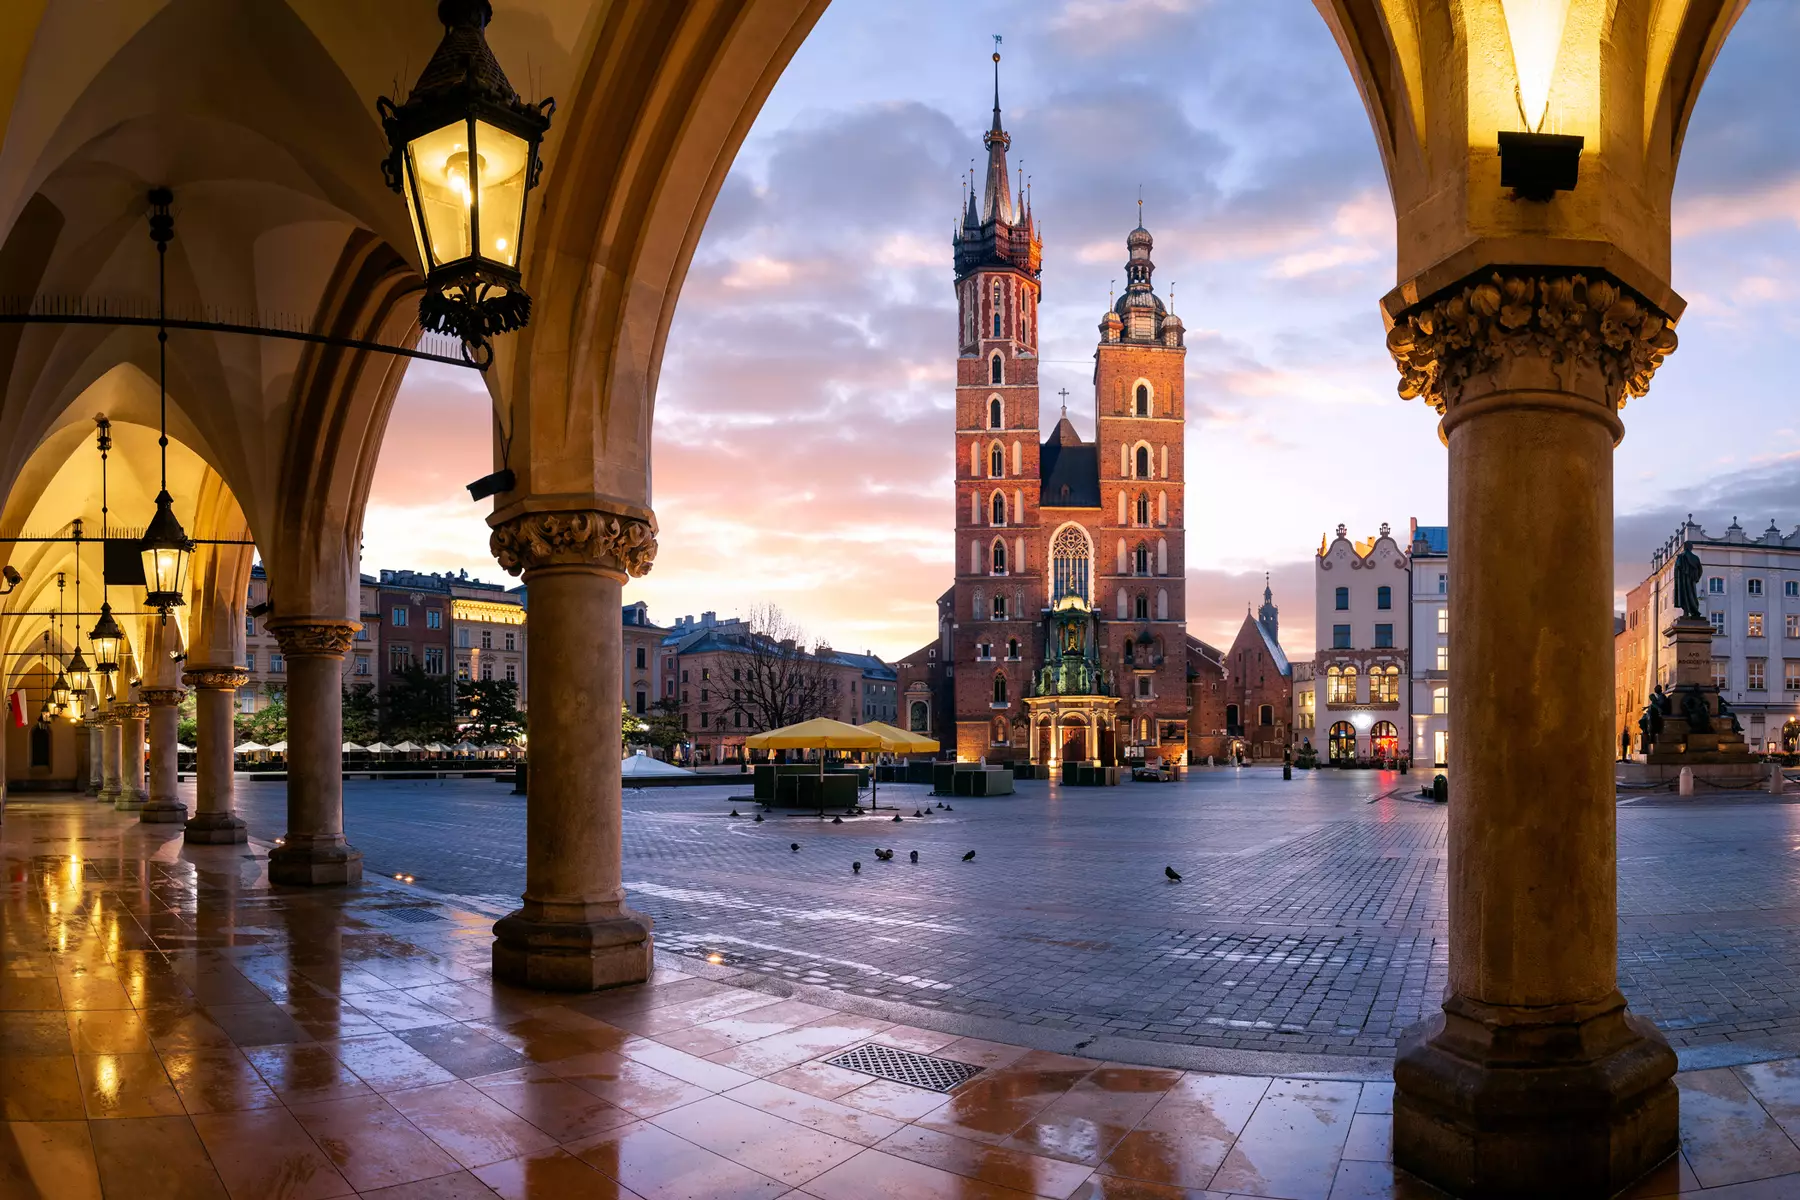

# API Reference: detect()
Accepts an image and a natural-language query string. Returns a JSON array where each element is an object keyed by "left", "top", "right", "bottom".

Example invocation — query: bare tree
[{"left": 719, "top": 604, "right": 837, "bottom": 733}]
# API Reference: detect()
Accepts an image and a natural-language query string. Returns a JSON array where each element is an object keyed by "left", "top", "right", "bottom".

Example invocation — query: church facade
[{"left": 913, "top": 61, "right": 1191, "bottom": 767}]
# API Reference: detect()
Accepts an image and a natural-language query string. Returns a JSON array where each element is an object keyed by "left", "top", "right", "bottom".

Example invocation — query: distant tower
[
  {"left": 1258, "top": 573, "right": 1279, "bottom": 641},
  {"left": 950, "top": 45, "right": 1044, "bottom": 761}
]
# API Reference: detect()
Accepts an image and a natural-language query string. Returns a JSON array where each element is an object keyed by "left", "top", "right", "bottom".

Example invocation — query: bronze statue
[
  {"left": 1651, "top": 684, "right": 1671, "bottom": 716},
  {"left": 1716, "top": 694, "right": 1743, "bottom": 735},
  {"left": 1680, "top": 687, "right": 1711, "bottom": 734},
  {"left": 1673, "top": 542, "right": 1705, "bottom": 620}
]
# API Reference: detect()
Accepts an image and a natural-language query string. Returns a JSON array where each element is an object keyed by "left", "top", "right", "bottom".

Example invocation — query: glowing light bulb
[{"left": 1501, "top": 0, "right": 1571, "bottom": 132}]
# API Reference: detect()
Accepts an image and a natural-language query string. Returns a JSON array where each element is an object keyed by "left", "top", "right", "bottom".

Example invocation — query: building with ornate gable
[{"left": 1312, "top": 523, "right": 1412, "bottom": 763}]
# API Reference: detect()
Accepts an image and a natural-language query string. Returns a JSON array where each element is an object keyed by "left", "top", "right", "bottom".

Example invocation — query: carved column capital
[
  {"left": 1385, "top": 269, "right": 1679, "bottom": 417},
  {"left": 267, "top": 620, "right": 359, "bottom": 658},
  {"left": 183, "top": 666, "right": 251, "bottom": 691},
  {"left": 114, "top": 703, "right": 150, "bottom": 721},
  {"left": 489, "top": 507, "right": 657, "bottom": 578},
  {"left": 140, "top": 687, "right": 186, "bottom": 708}
]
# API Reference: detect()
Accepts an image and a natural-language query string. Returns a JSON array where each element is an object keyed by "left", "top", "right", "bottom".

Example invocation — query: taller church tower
[{"left": 950, "top": 49, "right": 1043, "bottom": 761}]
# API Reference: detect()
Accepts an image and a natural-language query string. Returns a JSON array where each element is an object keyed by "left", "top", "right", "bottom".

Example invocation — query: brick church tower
[
  {"left": 939, "top": 52, "right": 1190, "bottom": 767},
  {"left": 950, "top": 49, "right": 1043, "bottom": 760}
]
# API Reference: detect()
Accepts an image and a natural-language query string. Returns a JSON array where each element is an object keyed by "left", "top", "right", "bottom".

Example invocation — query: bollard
[
  {"left": 1432, "top": 774, "right": 1448, "bottom": 804},
  {"left": 1678, "top": 766, "right": 1693, "bottom": 797},
  {"left": 1771, "top": 765, "right": 1788, "bottom": 796},
  {"left": 1283, "top": 764, "right": 1292, "bottom": 781}
]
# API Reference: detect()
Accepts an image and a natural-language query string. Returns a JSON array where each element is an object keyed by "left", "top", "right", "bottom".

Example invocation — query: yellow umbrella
[
  {"left": 860, "top": 720, "right": 939, "bottom": 754},
  {"left": 746, "top": 718, "right": 885, "bottom": 811}
]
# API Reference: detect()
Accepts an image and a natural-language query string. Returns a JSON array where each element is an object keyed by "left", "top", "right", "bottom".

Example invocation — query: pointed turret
[
  {"left": 981, "top": 50, "right": 1013, "bottom": 224},
  {"left": 1258, "top": 573, "right": 1279, "bottom": 641}
]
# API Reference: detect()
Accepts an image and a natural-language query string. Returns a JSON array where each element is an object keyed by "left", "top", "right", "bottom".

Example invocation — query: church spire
[
  {"left": 981, "top": 38, "right": 1013, "bottom": 225},
  {"left": 1257, "top": 573, "right": 1279, "bottom": 641}
]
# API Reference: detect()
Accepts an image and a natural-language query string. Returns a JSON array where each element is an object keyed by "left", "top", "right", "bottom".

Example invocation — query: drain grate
[
  {"left": 823, "top": 1043, "right": 984, "bottom": 1093},
  {"left": 379, "top": 906, "right": 446, "bottom": 924}
]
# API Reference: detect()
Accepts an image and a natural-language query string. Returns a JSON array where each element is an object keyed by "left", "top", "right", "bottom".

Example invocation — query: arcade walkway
[{"left": 2, "top": 795, "right": 1796, "bottom": 1200}]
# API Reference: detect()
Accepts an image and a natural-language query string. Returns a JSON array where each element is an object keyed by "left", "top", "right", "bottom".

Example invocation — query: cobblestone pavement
[{"left": 226, "top": 769, "right": 1800, "bottom": 1058}]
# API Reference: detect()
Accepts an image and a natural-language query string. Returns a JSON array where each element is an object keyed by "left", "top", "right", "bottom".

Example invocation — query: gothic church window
[
  {"left": 1134, "top": 543, "right": 1150, "bottom": 575},
  {"left": 991, "top": 493, "right": 1006, "bottom": 525},
  {"left": 1135, "top": 593, "right": 1149, "bottom": 620},
  {"left": 992, "top": 280, "right": 1002, "bottom": 337},
  {"left": 990, "top": 397, "right": 1002, "bottom": 428},
  {"left": 993, "top": 673, "right": 1008, "bottom": 703},
  {"left": 991, "top": 354, "right": 1003, "bottom": 385},
  {"left": 993, "top": 593, "right": 1007, "bottom": 618},
  {"left": 992, "top": 539, "right": 1007, "bottom": 575},
  {"left": 990, "top": 446, "right": 1004, "bottom": 477},
  {"left": 1135, "top": 494, "right": 1149, "bottom": 526},
  {"left": 1135, "top": 384, "right": 1150, "bottom": 416},
  {"left": 1135, "top": 446, "right": 1151, "bottom": 478},
  {"left": 1051, "top": 524, "right": 1092, "bottom": 603}
]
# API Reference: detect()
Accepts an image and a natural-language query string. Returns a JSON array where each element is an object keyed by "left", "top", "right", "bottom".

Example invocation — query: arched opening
[
  {"left": 1259, "top": 703, "right": 1273, "bottom": 726},
  {"left": 1370, "top": 721, "right": 1400, "bottom": 760},
  {"left": 1135, "top": 493, "right": 1149, "bottom": 526},
  {"left": 1329, "top": 721, "right": 1357, "bottom": 763},
  {"left": 1134, "top": 382, "right": 1150, "bottom": 417},
  {"left": 909, "top": 700, "right": 928, "bottom": 733},
  {"left": 990, "top": 353, "right": 1003, "bottom": 385},
  {"left": 993, "top": 673, "right": 1007, "bottom": 704},
  {"left": 1135, "top": 445, "right": 1151, "bottom": 478},
  {"left": 991, "top": 492, "right": 1006, "bottom": 525},
  {"left": 990, "top": 397, "right": 1003, "bottom": 429},
  {"left": 1225, "top": 703, "right": 1241, "bottom": 733},
  {"left": 1133, "top": 543, "right": 1149, "bottom": 575},
  {"left": 991, "top": 539, "right": 1007, "bottom": 575},
  {"left": 1050, "top": 523, "right": 1092, "bottom": 603}
]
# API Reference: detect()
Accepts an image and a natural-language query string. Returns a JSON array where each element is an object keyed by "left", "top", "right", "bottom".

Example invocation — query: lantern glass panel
[
  {"left": 405, "top": 120, "right": 476, "bottom": 267},
  {"left": 141, "top": 542, "right": 189, "bottom": 602},
  {"left": 92, "top": 631, "right": 121, "bottom": 672},
  {"left": 474, "top": 120, "right": 529, "bottom": 268}
]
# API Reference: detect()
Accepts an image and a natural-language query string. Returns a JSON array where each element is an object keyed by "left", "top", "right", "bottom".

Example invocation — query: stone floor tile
[
  {"left": 0, "top": 1012, "right": 73, "bottom": 1056},
  {"left": 1008, "top": 1066, "right": 1182, "bottom": 1167},
  {"left": 472, "top": 1009, "right": 632, "bottom": 1064},
  {"left": 932, "top": 1037, "right": 1034, "bottom": 1070},
  {"left": 243, "top": 1041, "right": 374, "bottom": 1104},
  {"left": 1737, "top": 1057, "right": 1800, "bottom": 1144},
  {"left": 286, "top": 1093, "right": 463, "bottom": 1192},
  {"left": 836, "top": 1077, "right": 951, "bottom": 1122},
  {"left": 866, "top": 1025, "right": 962, "bottom": 1055},
  {"left": 56, "top": 965, "right": 132, "bottom": 1011},
  {"left": 159, "top": 1048, "right": 282, "bottom": 1114},
  {"left": 1208, "top": 1077, "right": 1361, "bottom": 1200},
  {"left": 385, "top": 1079, "right": 560, "bottom": 1169},
  {"left": 0, "top": 1119, "right": 103, "bottom": 1200},
  {"left": 917, "top": 1051, "right": 1095, "bottom": 1147},
  {"left": 0, "top": 1054, "right": 85, "bottom": 1120},
  {"left": 763, "top": 1058, "right": 876, "bottom": 1101},
  {"left": 1354, "top": 1084, "right": 1393, "bottom": 1116},
  {"left": 190, "top": 1106, "right": 354, "bottom": 1199},
  {"left": 356, "top": 1170, "right": 502, "bottom": 1199},
  {"left": 75, "top": 1050, "right": 185, "bottom": 1119},
  {"left": 546, "top": 1049, "right": 716, "bottom": 1118},
  {"left": 204, "top": 1000, "right": 314, "bottom": 1046},
  {"left": 879, "top": 1124, "right": 1095, "bottom": 1198},
  {"left": 621, "top": 1036, "right": 760, "bottom": 1092},
  {"left": 702, "top": 1015, "right": 894, "bottom": 1077},
  {"left": 0, "top": 977, "right": 65, "bottom": 1012},
  {"left": 1323, "top": 1160, "right": 1453, "bottom": 1200},
  {"left": 397, "top": 1023, "right": 530, "bottom": 1079},
  {"left": 1677, "top": 1068, "right": 1800, "bottom": 1188},
  {"left": 724, "top": 1077, "right": 907, "bottom": 1146},
  {"left": 565, "top": 1117, "right": 789, "bottom": 1199},
  {"left": 1341, "top": 1113, "right": 1391, "bottom": 1162},
  {"left": 799, "top": 1145, "right": 1039, "bottom": 1200},
  {"left": 141, "top": 1002, "right": 238, "bottom": 1051},
  {"left": 649, "top": 1092, "right": 863, "bottom": 1185},
  {"left": 469, "top": 1066, "right": 637, "bottom": 1142},
  {"left": 89, "top": 1113, "right": 229, "bottom": 1199},
  {"left": 65, "top": 1008, "right": 150, "bottom": 1053},
  {"left": 1616, "top": 1152, "right": 1703, "bottom": 1199},
  {"left": 323, "top": 1031, "right": 460, "bottom": 1091},
  {"left": 473, "top": 1146, "right": 645, "bottom": 1199}
]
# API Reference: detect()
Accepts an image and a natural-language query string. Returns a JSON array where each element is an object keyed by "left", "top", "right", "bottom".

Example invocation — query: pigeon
[
  {"left": 791, "top": 843, "right": 801, "bottom": 852},
  {"left": 914, "top": 809, "right": 924, "bottom": 817},
  {"left": 944, "top": 805, "right": 954, "bottom": 812},
  {"left": 891, "top": 814, "right": 903, "bottom": 823},
  {"left": 962, "top": 850, "right": 976, "bottom": 862},
  {"left": 909, "top": 850, "right": 919, "bottom": 863},
  {"left": 832, "top": 816, "right": 843, "bottom": 825},
  {"left": 729, "top": 809, "right": 740, "bottom": 817},
  {"left": 875, "top": 848, "right": 894, "bottom": 861},
  {"left": 753, "top": 814, "right": 764, "bottom": 823},
  {"left": 853, "top": 861, "right": 862, "bottom": 874},
  {"left": 1165, "top": 866, "right": 1182, "bottom": 882}
]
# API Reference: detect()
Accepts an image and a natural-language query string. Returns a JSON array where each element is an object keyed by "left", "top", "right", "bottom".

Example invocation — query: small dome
[
  {"left": 1127, "top": 225, "right": 1153, "bottom": 249},
  {"left": 1113, "top": 290, "right": 1166, "bottom": 320}
]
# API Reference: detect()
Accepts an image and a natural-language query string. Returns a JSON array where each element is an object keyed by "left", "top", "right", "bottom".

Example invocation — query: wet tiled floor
[{"left": 4, "top": 794, "right": 1800, "bottom": 1198}]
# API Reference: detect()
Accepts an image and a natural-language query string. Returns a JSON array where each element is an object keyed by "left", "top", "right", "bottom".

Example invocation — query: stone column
[
  {"left": 115, "top": 704, "right": 148, "bottom": 811},
  {"left": 265, "top": 622, "right": 361, "bottom": 885},
  {"left": 1386, "top": 270, "right": 1680, "bottom": 1196},
  {"left": 183, "top": 667, "right": 249, "bottom": 844},
  {"left": 98, "top": 714, "right": 123, "bottom": 805},
  {"left": 488, "top": 505, "right": 655, "bottom": 989},
  {"left": 139, "top": 687, "right": 187, "bottom": 824},
  {"left": 85, "top": 718, "right": 102, "bottom": 795}
]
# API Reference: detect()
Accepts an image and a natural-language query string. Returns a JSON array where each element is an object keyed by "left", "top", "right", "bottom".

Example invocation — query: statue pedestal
[{"left": 1644, "top": 618, "right": 1754, "bottom": 766}]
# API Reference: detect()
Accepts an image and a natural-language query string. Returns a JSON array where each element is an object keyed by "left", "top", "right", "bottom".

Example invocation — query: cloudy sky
[{"left": 364, "top": 0, "right": 1800, "bottom": 663}]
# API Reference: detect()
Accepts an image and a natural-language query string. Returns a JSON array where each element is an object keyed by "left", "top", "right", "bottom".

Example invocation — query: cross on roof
[{"left": 1057, "top": 388, "right": 1069, "bottom": 417}]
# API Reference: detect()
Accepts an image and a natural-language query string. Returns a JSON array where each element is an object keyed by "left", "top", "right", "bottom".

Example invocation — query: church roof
[
  {"left": 1039, "top": 421, "right": 1100, "bottom": 508},
  {"left": 1253, "top": 618, "right": 1291, "bottom": 677}
]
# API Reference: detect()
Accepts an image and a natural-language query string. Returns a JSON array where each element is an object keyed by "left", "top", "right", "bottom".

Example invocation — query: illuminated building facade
[{"left": 1312, "top": 524, "right": 1412, "bottom": 763}]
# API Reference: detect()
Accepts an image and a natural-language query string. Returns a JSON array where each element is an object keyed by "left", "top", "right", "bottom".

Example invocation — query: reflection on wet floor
[{"left": 2, "top": 794, "right": 1798, "bottom": 1198}]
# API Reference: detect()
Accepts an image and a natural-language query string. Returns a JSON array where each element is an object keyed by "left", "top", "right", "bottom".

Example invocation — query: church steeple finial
[{"left": 980, "top": 37, "right": 1013, "bottom": 225}]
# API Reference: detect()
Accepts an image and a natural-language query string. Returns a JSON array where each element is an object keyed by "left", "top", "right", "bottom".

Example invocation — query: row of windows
[
  {"left": 1710, "top": 659, "right": 1800, "bottom": 691},
  {"left": 388, "top": 606, "right": 443, "bottom": 630},
  {"left": 1707, "top": 612, "right": 1800, "bottom": 638},
  {"left": 1335, "top": 585, "right": 1394, "bottom": 610},
  {"left": 455, "top": 659, "right": 517, "bottom": 683},
  {"left": 1709, "top": 576, "right": 1800, "bottom": 597},
  {"left": 1324, "top": 664, "right": 1402, "bottom": 704},
  {"left": 454, "top": 628, "right": 517, "bottom": 650},
  {"left": 1331, "top": 623, "right": 1397, "bottom": 649}
]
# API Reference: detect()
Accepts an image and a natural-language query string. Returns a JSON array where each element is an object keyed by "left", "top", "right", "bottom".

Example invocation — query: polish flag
[{"left": 8, "top": 690, "right": 22, "bottom": 727}]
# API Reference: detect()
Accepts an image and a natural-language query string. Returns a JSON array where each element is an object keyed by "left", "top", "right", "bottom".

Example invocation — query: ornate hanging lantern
[
  {"left": 378, "top": 0, "right": 554, "bottom": 366},
  {"left": 89, "top": 604, "right": 124, "bottom": 676},
  {"left": 139, "top": 188, "right": 193, "bottom": 615}
]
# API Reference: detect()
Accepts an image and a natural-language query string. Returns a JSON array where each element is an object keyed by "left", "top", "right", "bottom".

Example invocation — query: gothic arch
[
  {"left": 1132, "top": 378, "right": 1154, "bottom": 417},
  {"left": 1048, "top": 521, "right": 1092, "bottom": 604},
  {"left": 988, "top": 394, "right": 1004, "bottom": 429}
]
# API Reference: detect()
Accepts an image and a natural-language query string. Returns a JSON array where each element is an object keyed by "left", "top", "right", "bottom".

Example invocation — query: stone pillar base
[
  {"left": 184, "top": 812, "right": 247, "bottom": 844},
  {"left": 268, "top": 836, "right": 363, "bottom": 886},
  {"left": 492, "top": 906, "right": 653, "bottom": 992},
  {"left": 113, "top": 789, "right": 146, "bottom": 813},
  {"left": 1394, "top": 991, "right": 1677, "bottom": 1199},
  {"left": 139, "top": 800, "right": 188, "bottom": 825}
]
